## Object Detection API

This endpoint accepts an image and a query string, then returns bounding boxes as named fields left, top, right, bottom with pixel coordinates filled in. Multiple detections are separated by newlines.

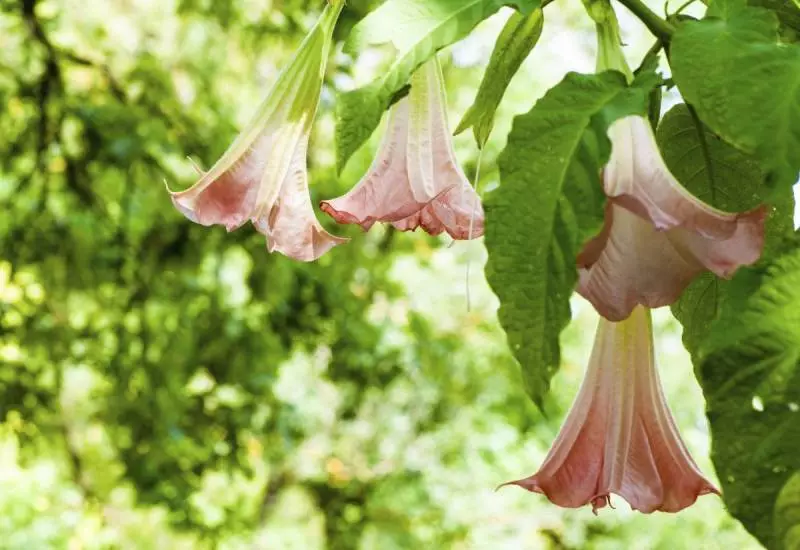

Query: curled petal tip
left=591, top=495, right=611, bottom=515
left=169, top=192, right=200, bottom=224
left=268, top=232, right=349, bottom=262
left=319, top=200, right=375, bottom=232
left=495, top=478, right=529, bottom=493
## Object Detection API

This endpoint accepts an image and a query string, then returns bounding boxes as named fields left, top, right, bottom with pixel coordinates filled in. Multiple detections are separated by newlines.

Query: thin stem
left=642, top=39, right=664, bottom=63
left=672, top=0, right=699, bottom=14
left=615, top=0, right=675, bottom=42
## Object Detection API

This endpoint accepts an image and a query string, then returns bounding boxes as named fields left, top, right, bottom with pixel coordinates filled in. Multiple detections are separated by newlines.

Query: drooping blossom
left=577, top=17, right=766, bottom=321
left=167, top=1, right=347, bottom=261
left=577, top=115, right=766, bottom=321
left=502, top=306, right=719, bottom=513
left=321, top=57, right=483, bottom=240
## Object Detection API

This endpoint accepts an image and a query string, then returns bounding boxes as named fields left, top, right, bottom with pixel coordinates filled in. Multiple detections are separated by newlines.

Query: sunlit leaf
left=671, top=0, right=800, bottom=191
left=776, top=472, right=800, bottom=550
left=698, top=236, right=800, bottom=548
left=484, top=68, right=659, bottom=408
left=657, top=104, right=795, bottom=358
left=455, top=7, right=544, bottom=147
left=749, top=0, right=800, bottom=41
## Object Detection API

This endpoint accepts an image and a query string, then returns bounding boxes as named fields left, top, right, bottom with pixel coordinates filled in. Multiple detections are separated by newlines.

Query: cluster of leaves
left=329, top=0, right=799, bottom=546
left=0, top=0, right=485, bottom=545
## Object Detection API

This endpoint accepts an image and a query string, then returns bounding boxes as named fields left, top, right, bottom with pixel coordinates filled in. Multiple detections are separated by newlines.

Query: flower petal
left=578, top=205, right=702, bottom=321
left=320, top=101, right=426, bottom=230
left=503, top=306, right=719, bottom=513
left=168, top=2, right=345, bottom=259
left=169, top=123, right=289, bottom=233
left=390, top=182, right=484, bottom=238
left=577, top=115, right=767, bottom=320
left=321, top=58, right=484, bottom=240
left=578, top=201, right=765, bottom=321
left=605, top=116, right=765, bottom=242
left=253, top=141, right=348, bottom=262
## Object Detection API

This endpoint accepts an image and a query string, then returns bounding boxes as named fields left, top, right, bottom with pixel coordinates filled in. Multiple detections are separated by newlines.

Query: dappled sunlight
left=0, top=0, right=791, bottom=548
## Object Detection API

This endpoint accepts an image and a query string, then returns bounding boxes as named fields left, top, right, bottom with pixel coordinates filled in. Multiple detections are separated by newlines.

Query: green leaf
left=749, top=0, right=800, bottom=42
left=698, top=236, right=800, bottom=548
left=335, top=0, right=539, bottom=171
left=670, top=0, right=800, bottom=190
left=454, top=7, right=544, bottom=147
left=699, top=0, right=800, bottom=41
left=484, top=69, right=658, bottom=407
left=657, top=104, right=795, bottom=357
left=776, top=472, right=800, bottom=550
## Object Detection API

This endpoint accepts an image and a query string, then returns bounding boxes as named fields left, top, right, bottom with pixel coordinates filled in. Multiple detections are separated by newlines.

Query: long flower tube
left=503, top=306, right=719, bottom=513
left=167, top=1, right=347, bottom=261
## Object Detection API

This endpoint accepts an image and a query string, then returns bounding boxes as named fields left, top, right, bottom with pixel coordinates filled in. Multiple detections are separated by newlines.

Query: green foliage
left=484, top=68, right=658, bottom=408
left=671, top=0, right=800, bottom=191
left=748, top=0, right=800, bottom=41
left=698, top=236, right=800, bottom=548
left=658, top=104, right=795, bottom=358
left=776, top=472, right=800, bottom=550
left=455, top=7, right=544, bottom=147
left=0, top=0, right=413, bottom=541
left=335, top=0, right=539, bottom=171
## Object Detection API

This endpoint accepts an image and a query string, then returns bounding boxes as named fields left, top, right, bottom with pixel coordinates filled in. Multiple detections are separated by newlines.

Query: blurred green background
left=0, top=0, right=766, bottom=548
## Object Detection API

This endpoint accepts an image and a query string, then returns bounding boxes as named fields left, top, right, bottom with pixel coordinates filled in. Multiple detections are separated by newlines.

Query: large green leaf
left=484, top=69, right=658, bottom=407
left=670, top=0, right=800, bottom=191
left=454, top=7, right=544, bottom=147
left=698, top=236, right=800, bottom=548
left=776, top=472, right=800, bottom=550
left=335, top=0, right=538, bottom=171
left=700, top=0, right=800, bottom=41
left=750, top=0, right=800, bottom=41
left=657, top=104, right=795, bottom=358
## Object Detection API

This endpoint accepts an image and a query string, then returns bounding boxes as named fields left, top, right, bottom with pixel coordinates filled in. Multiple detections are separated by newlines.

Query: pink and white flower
left=577, top=115, right=766, bottom=321
left=503, top=306, right=720, bottom=513
left=167, top=2, right=346, bottom=261
left=321, top=57, right=483, bottom=240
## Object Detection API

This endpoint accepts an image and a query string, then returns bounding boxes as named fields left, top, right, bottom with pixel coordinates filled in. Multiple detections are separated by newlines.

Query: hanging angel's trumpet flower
left=502, top=306, right=719, bottom=513
left=577, top=116, right=766, bottom=320
left=167, top=1, right=347, bottom=261
left=321, top=57, right=483, bottom=240
left=577, top=16, right=766, bottom=321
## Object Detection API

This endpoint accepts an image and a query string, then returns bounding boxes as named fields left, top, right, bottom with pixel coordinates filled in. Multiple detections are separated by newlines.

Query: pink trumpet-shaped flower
left=577, top=116, right=766, bottom=321
left=167, top=2, right=347, bottom=261
left=503, top=306, right=719, bottom=513
left=321, top=57, right=483, bottom=240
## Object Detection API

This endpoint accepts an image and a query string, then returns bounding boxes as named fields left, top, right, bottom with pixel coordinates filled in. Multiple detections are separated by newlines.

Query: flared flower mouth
left=577, top=116, right=766, bottom=321
left=321, top=57, right=484, bottom=240
left=166, top=2, right=347, bottom=262
left=501, top=306, right=720, bottom=514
